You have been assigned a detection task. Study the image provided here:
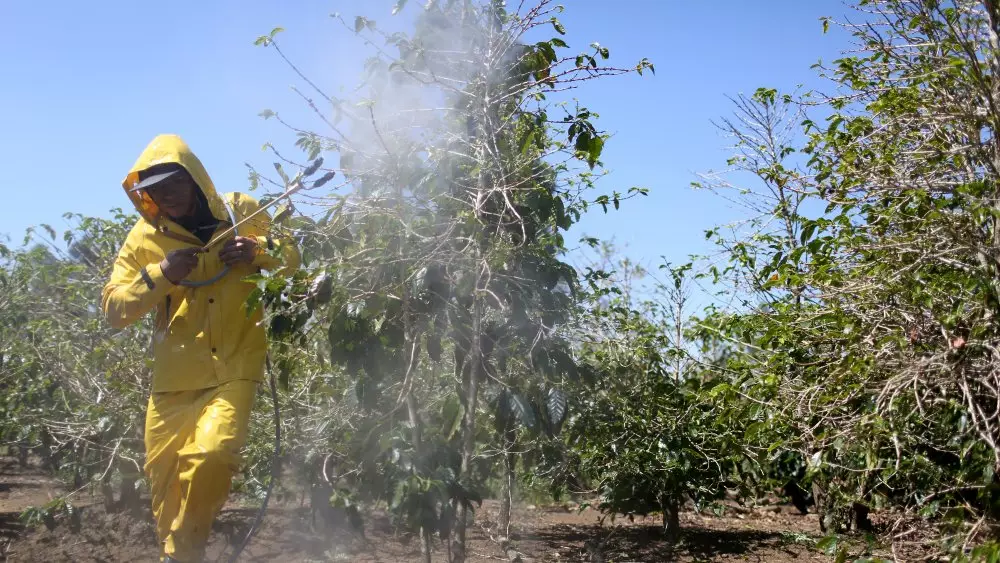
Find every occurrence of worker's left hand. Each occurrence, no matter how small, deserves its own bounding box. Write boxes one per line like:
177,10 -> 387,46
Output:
219,236 -> 258,266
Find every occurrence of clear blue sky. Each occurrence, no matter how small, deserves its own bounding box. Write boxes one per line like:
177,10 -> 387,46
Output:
0,1 -> 848,278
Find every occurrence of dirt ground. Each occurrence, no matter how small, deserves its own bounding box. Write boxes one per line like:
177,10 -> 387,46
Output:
0,457 -> 873,562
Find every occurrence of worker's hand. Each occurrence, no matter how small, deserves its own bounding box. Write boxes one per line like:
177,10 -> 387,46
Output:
219,236 -> 258,266
160,247 -> 203,284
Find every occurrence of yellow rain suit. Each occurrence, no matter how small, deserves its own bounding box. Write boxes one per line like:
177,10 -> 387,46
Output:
101,134 -> 300,562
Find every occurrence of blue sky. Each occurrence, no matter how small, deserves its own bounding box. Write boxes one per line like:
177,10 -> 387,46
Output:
0,1 -> 849,281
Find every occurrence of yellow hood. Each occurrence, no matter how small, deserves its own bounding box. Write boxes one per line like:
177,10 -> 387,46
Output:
122,134 -> 228,226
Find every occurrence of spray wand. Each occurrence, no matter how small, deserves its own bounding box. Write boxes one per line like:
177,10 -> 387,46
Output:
202,180 -> 305,251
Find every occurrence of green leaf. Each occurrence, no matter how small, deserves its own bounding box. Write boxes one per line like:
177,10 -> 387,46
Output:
273,162 -> 290,185
254,27 -> 283,47
511,393 -> 538,431
708,383 -> 732,398
550,17 -> 566,35
753,87 -> 777,106
534,41 -> 557,66
441,395 -> 463,439
800,222 -> 817,244
275,353 -> 292,389
588,135 -> 604,167
594,194 -> 609,213
547,388 -> 568,430
392,0 -> 408,15
242,273 -> 267,285
354,16 -> 367,33
258,109 -> 275,120
816,535 -> 838,554
520,130 -> 537,155
574,129 -> 591,153
244,287 -> 264,315
273,203 -> 293,224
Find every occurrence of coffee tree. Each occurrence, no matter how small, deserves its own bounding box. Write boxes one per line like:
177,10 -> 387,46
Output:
248,1 -> 653,560
698,0 -> 1000,556
0,212 -> 152,516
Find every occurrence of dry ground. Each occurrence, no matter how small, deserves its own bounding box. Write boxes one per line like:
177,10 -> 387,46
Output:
0,457 -> 879,562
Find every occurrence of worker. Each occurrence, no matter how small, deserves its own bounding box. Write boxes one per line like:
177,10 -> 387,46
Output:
101,134 -> 300,562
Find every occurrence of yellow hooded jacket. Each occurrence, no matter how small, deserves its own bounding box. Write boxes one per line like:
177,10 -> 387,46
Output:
102,134 -> 300,392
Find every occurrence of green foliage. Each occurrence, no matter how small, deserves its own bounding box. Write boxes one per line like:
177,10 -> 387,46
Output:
567,281 -> 747,536
254,2 -> 653,558
953,542 -> 1000,563
0,210 -> 150,508
19,497 -> 79,532
692,0 -> 1000,555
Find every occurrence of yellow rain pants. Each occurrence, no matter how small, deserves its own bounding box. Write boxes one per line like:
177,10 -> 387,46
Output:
145,379 -> 257,562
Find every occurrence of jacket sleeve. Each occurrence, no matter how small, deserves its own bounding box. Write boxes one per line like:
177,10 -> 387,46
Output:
229,193 -> 301,276
101,226 -> 174,329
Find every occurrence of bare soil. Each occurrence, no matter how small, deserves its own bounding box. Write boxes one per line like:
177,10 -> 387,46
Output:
0,457 -> 875,562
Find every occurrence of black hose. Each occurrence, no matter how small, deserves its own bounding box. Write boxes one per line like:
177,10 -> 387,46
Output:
227,355 -> 281,563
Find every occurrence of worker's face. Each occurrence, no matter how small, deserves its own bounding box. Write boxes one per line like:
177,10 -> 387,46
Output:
145,175 -> 199,220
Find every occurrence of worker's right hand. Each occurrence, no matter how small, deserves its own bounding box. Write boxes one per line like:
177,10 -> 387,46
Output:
160,247 -> 203,284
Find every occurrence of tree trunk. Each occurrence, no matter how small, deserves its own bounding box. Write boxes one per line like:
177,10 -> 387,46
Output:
401,282 -> 432,563
497,427 -> 519,562
452,295 -> 483,563
101,476 -> 115,513
453,5 -> 502,557
406,386 -> 432,563
497,427 -> 516,541
674,296 -> 684,382
17,442 -> 29,468
662,498 -> 680,543
40,429 -> 55,471
119,475 -> 141,514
